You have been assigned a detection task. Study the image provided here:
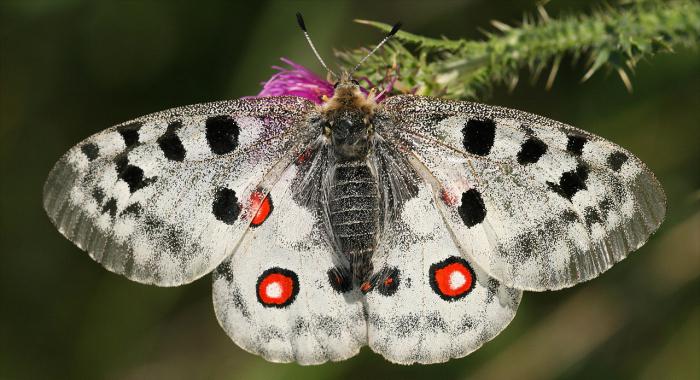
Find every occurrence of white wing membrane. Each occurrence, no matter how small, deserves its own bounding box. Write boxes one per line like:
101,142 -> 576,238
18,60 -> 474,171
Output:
380,95 -> 666,291
213,164 -> 367,364
43,97 -> 316,286
44,88 -> 666,365
366,185 -> 521,364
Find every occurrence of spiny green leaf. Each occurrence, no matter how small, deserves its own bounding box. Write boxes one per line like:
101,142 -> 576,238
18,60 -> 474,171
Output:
340,0 -> 700,100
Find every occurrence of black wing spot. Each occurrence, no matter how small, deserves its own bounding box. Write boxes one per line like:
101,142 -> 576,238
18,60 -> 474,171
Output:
101,197 -> 117,218
117,122 -> 142,148
212,187 -> 240,224
458,188 -> 486,227
561,209 -> 579,223
157,121 -> 186,161
599,197 -> 613,219
375,267 -> 400,296
206,115 -> 239,155
327,267 -> 352,293
120,203 -> 142,217
607,151 -> 628,172
584,206 -> 603,227
566,134 -> 587,156
547,163 -> 589,200
517,137 -> 548,165
114,156 -> 155,193
214,262 -> 234,282
92,188 -> 105,205
462,118 -> 496,156
114,155 -> 128,174
118,164 -> 153,193
81,143 -> 99,161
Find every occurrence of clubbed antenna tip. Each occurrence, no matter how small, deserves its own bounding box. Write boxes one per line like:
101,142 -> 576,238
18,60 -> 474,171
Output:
389,22 -> 402,36
350,21 -> 403,75
295,12 -> 337,79
296,12 -> 307,32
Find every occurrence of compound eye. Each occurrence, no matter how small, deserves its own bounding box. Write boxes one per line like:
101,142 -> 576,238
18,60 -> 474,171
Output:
333,81 -> 340,88
351,79 -> 360,86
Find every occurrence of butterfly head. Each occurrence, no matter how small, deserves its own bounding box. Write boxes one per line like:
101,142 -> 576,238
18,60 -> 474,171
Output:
322,75 -> 375,160
295,13 -> 401,160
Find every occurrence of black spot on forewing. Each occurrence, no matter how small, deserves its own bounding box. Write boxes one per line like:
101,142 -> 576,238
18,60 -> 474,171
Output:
114,155 -> 155,193
462,118 -> 496,156
206,115 -> 239,155
458,188 -> 486,227
92,188 -> 105,205
81,143 -> 99,161
114,155 -> 128,174
212,187 -> 240,224
117,122 -> 142,148
120,203 -> 142,217
584,206 -> 603,227
118,164 -> 154,193
608,151 -> 628,172
517,137 -> 548,165
599,197 -> 613,219
562,209 -> 579,223
566,134 -> 587,156
547,163 -> 589,200
157,121 -> 186,161
101,197 -> 117,218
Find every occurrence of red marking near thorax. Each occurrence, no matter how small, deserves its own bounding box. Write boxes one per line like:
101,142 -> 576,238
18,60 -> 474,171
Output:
295,147 -> 314,165
440,188 -> 458,206
249,191 -> 273,226
360,282 -> 372,293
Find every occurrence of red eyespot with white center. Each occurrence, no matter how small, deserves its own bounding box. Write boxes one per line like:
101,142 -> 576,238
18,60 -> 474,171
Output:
429,256 -> 476,301
256,268 -> 298,308
248,190 -> 273,227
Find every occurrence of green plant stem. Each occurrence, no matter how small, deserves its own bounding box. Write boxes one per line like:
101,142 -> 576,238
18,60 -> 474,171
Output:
338,0 -> 700,99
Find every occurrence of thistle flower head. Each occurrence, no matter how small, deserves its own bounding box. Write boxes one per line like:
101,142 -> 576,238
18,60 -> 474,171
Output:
256,58 -> 334,104
255,58 -> 396,104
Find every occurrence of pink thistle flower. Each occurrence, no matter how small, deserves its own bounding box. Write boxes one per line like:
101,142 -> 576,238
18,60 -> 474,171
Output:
254,58 -> 397,104
256,58 -> 334,104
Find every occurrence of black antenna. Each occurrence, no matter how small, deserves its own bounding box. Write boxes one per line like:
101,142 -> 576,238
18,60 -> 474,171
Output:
296,12 -> 338,79
350,21 -> 402,75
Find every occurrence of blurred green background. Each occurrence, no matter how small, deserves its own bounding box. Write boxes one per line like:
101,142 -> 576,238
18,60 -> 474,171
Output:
1,1 -> 698,379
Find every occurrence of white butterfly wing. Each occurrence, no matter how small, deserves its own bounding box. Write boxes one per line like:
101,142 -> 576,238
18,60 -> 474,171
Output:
43,97 -> 316,286
212,162 -> 367,364
365,185 -> 521,364
380,95 -> 665,291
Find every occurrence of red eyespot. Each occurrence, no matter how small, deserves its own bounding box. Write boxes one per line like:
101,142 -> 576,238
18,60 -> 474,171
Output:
249,191 -> 273,226
256,268 -> 298,308
429,257 -> 475,301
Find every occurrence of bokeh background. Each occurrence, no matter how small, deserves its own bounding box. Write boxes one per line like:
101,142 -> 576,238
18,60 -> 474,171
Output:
1,1 -> 698,379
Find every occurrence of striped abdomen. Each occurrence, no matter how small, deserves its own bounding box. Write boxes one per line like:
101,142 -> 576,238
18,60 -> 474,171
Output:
328,161 -> 379,284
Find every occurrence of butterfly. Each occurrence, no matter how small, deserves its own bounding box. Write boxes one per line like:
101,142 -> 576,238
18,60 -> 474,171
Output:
43,14 -> 666,365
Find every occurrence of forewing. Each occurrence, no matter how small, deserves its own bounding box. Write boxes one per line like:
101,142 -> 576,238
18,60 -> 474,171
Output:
365,184 -> 521,365
43,97 -> 316,286
212,162 -> 367,365
380,95 -> 666,291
